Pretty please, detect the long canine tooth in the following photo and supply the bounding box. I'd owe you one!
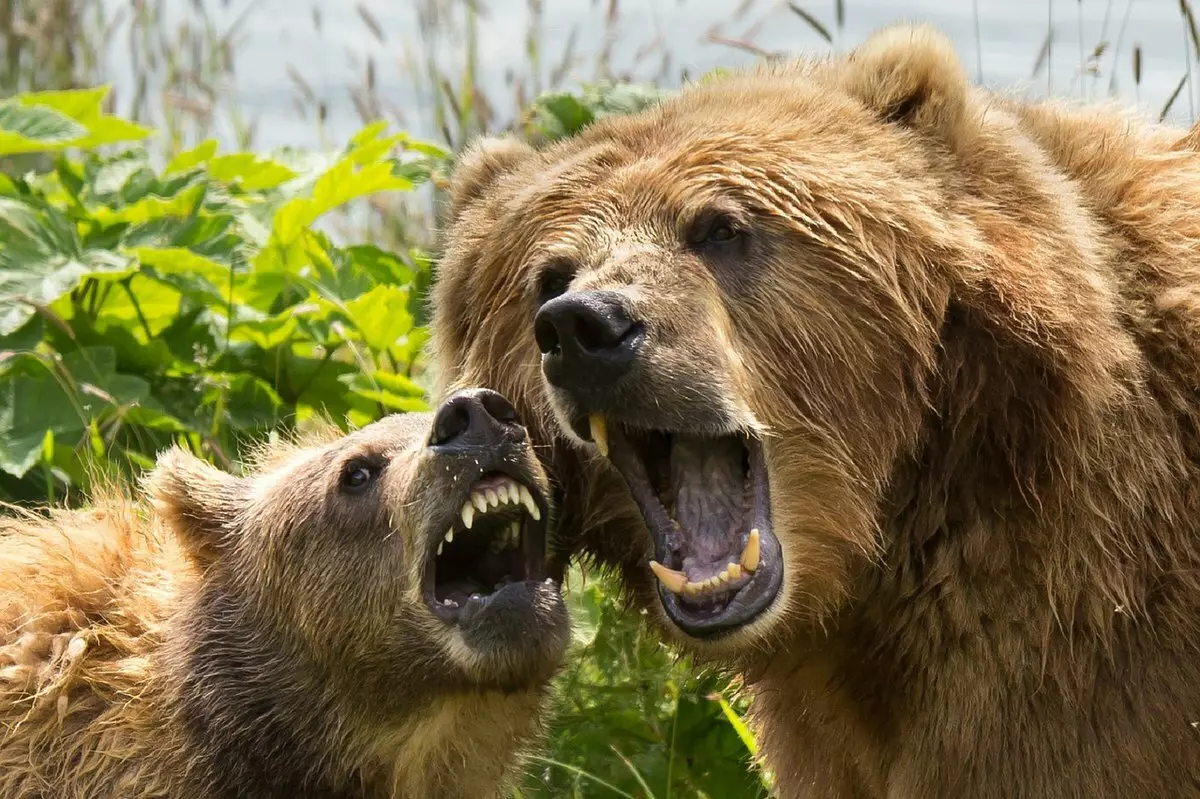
[649,560,688,594]
[473,492,488,513]
[485,488,499,508]
[518,486,541,520]
[461,503,475,529]
[740,529,760,572]
[589,414,609,457]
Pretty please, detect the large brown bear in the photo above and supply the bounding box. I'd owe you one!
[0,390,567,798]
[431,23,1200,799]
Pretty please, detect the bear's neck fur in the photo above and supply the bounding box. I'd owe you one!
[161,580,547,799]
[742,100,1200,798]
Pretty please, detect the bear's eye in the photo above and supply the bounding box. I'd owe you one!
[339,459,379,495]
[535,259,577,307]
[687,212,746,252]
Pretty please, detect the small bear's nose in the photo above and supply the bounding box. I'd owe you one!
[429,388,525,449]
[534,291,644,391]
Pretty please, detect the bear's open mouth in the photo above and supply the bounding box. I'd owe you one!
[423,472,550,625]
[593,417,783,637]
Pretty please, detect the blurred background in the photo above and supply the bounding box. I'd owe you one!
[2,1,1196,797]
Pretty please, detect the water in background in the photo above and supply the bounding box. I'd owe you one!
[100,0,1197,152]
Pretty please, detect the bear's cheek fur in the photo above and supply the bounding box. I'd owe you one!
[225,455,459,686]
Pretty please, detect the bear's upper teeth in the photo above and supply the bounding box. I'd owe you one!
[454,477,542,534]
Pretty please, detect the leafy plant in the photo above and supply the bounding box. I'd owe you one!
[0,88,449,503]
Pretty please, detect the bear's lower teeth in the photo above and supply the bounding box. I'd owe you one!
[648,529,760,598]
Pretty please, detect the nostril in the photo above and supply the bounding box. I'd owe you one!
[430,399,471,446]
[574,313,615,352]
[534,314,561,355]
[480,391,520,425]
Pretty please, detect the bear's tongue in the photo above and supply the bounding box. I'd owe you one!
[669,434,751,574]
[611,429,761,609]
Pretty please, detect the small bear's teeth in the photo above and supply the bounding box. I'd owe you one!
[485,488,499,508]
[472,492,488,513]
[507,483,520,504]
[444,528,454,544]
[437,541,444,556]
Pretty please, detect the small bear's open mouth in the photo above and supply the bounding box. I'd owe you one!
[423,472,550,626]
[588,416,783,637]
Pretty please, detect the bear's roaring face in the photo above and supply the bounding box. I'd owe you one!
[149,389,569,694]
[433,28,982,655]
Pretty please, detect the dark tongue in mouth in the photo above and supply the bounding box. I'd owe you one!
[669,435,753,588]
[605,427,763,614]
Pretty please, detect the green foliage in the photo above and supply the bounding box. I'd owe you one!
[520,569,771,798]
[528,82,670,142]
[0,85,770,797]
[0,88,449,502]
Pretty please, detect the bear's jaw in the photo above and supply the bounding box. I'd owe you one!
[422,471,551,627]
[601,422,784,637]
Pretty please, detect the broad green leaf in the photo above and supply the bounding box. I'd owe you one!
[338,372,427,412]
[268,155,414,251]
[89,182,205,225]
[165,139,219,174]
[208,153,298,191]
[0,197,136,335]
[0,101,87,154]
[0,88,151,154]
[0,347,162,477]
[340,284,413,351]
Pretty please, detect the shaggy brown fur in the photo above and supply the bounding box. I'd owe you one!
[0,406,568,798]
[430,24,1200,799]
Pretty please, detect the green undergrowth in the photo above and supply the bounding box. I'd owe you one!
[0,84,770,797]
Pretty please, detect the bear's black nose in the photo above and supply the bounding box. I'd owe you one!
[429,388,525,449]
[534,291,644,391]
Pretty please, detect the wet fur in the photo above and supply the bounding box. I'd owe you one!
[0,429,551,798]
[432,24,1200,799]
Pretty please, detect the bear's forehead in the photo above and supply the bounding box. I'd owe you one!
[513,91,911,235]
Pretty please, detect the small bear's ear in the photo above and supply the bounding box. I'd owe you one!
[446,135,535,221]
[144,447,243,567]
[839,24,970,142]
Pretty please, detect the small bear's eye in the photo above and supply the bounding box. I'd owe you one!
[536,259,577,307]
[687,212,746,252]
[340,459,378,495]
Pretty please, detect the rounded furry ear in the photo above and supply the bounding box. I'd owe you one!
[447,135,535,220]
[840,24,970,141]
[143,447,243,566]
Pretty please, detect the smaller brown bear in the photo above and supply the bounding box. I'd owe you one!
[0,389,568,799]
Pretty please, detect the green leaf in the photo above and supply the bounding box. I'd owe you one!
[712,695,758,756]
[338,371,427,412]
[0,346,167,477]
[0,88,151,155]
[0,197,136,335]
[340,284,413,351]
[532,93,595,141]
[208,153,298,191]
[165,139,219,175]
[0,101,87,153]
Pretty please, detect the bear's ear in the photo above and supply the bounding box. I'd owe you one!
[144,447,244,567]
[839,24,970,142]
[446,135,535,221]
